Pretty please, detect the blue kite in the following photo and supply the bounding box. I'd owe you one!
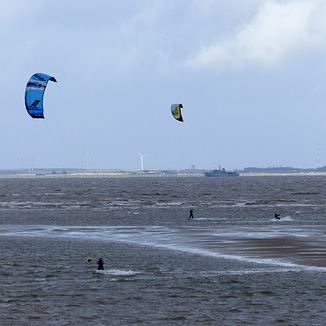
[25,73,57,119]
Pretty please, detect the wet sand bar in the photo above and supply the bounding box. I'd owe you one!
[176,226,326,269]
[219,236,326,268]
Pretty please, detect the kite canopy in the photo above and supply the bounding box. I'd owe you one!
[25,73,57,119]
[171,104,183,122]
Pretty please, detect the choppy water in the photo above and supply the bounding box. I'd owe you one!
[1,176,326,325]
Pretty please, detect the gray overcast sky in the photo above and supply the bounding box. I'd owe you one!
[1,0,326,170]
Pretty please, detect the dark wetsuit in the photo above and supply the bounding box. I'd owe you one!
[275,213,280,220]
[97,258,104,270]
[189,209,194,219]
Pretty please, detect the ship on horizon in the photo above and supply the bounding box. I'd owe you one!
[204,166,239,177]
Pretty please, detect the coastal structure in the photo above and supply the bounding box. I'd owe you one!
[204,167,239,177]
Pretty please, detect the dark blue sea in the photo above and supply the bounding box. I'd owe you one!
[1,176,326,325]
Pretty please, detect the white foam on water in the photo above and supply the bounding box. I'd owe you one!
[271,215,293,222]
[107,269,139,276]
[282,216,293,221]
[94,269,139,276]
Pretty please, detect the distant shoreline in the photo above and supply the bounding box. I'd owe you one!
[240,172,326,177]
[1,169,326,178]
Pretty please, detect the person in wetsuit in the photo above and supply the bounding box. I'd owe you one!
[189,209,194,220]
[97,258,104,270]
[274,213,280,220]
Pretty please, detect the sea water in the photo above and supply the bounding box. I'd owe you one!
[1,176,326,325]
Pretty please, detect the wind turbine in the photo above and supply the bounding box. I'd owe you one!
[29,156,34,173]
[19,155,27,171]
[85,151,93,170]
[138,152,148,170]
[20,155,34,172]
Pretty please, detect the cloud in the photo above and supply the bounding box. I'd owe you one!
[184,0,326,70]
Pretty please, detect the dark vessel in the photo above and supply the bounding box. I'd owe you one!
[204,166,239,177]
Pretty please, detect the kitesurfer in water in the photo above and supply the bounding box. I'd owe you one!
[97,258,104,270]
[274,213,280,220]
[189,209,194,220]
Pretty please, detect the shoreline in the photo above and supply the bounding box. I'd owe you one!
[1,170,326,178]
